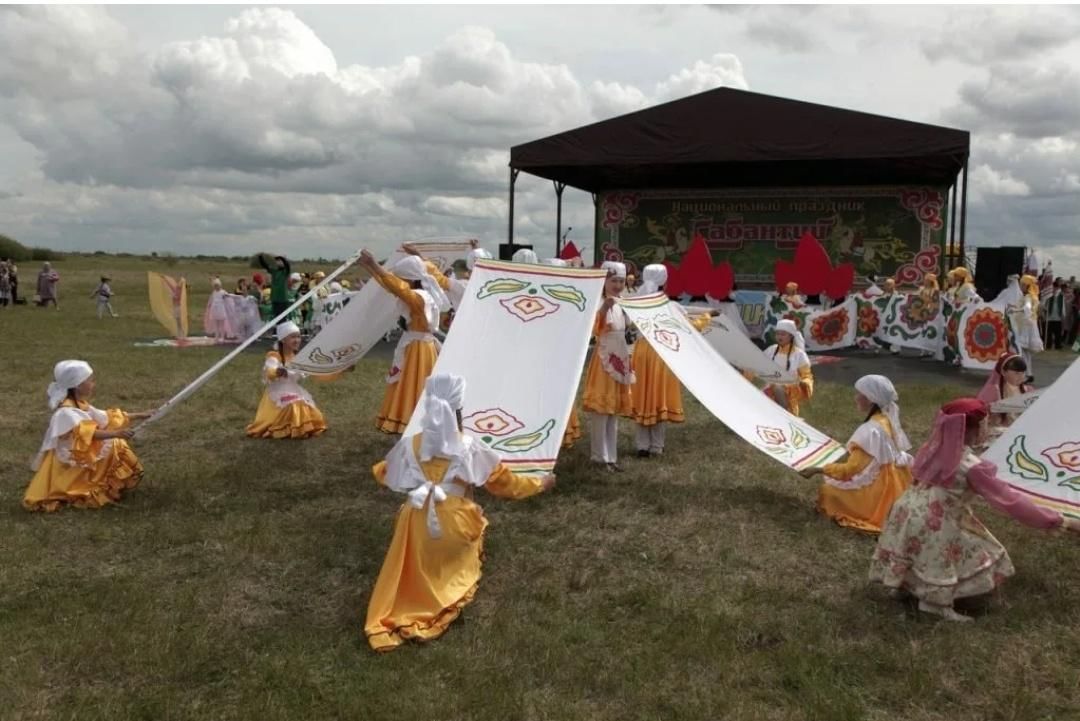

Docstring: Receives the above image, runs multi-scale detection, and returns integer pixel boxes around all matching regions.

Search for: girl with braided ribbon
[24,361,155,512]
[629,264,716,457]
[246,321,334,439]
[803,375,913,533]
[359,249,452,434]
[945,267,981,305]
[1010,274,1044,381]
[583,261,635,471]
[869,398,1080,622]
[365,373,555,651]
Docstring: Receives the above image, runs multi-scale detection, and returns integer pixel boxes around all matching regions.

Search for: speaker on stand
[975,246,1025,300]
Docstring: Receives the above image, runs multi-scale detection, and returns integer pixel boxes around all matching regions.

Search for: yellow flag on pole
[147,272,189,338]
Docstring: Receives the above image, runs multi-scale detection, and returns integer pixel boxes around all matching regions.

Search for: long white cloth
[697,311,796,383]
[289,242,470,375]
[403,259,607,474]
[983,357,1080,518]
[619,292,846,471]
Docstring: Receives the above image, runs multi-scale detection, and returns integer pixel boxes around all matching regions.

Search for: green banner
[595,187,949,285]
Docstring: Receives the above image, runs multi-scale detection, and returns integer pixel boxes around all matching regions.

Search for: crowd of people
[19,244,1080,651]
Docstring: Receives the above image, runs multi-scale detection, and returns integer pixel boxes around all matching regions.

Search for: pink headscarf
[976,352,1031,404]
[911,398,988,488]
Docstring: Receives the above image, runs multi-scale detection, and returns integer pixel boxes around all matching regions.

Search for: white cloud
[968,164,1031,204]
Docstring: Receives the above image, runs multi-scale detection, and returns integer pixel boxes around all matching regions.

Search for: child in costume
[750,318,814,416]
[359,249,451,434]
[918,273,941,357]
[246,322,329,439]
[91,276,118,318]
[945,267,980,305]
[804,375,913,533]
[869,398,1079,622]
[24,361,154,512]
[1010,275,1044,380]
[976,353,1033,432]
[781,282,805,308]
[583,261,635,471]
[629,264,716,457]
[205,278,235,343]
[365,373,555,651]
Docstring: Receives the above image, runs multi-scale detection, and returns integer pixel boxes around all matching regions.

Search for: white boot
[918,600,972,622]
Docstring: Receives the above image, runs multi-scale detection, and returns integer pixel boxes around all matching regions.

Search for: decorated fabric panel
[983,358,1080,518]
[619,292,846,471]
[289,242,471,375]
[765,296,860,352]
[147,272,189,338]
[311,291,360,333]
[403,259,608,474]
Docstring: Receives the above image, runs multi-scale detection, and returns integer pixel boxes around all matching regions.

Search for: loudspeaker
[499,243,533,261]
[975,246,1025,300]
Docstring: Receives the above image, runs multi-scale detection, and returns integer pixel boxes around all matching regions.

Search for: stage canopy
[510,88,970,191]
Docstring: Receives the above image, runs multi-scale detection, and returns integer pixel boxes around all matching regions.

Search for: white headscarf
[854,374,911,451]
[774,319,806,350]
[47,360,93,409]
[329,281,343,293]
[467,248,493,270]
[601,260,627,279]
[391,256,451,312]
[420,373,467,462]
[543,258,568,267]
[640,264,667,294]
[512,248,539,265]
[276,321,300,341]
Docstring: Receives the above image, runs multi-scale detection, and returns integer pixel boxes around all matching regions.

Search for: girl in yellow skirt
[246,321,329,439]
[748,319,814,416]
[630,265,716,457]
[365,373,555,651]
[25,360,154,512]
[583,261,635,471]
[803,374,913,533]
[359,248,451,434]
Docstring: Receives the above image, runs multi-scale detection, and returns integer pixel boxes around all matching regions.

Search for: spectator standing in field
[91,276,118,318]
[8,261,20,304]
[1042,279,1066,350]
[258,254,292,320]
[36,262,60,309]
[0,260,11,308]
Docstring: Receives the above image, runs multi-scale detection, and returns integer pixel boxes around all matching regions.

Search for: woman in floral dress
[869,397,1079,622]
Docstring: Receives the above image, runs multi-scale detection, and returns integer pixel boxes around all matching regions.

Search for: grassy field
[1,255,1078,721]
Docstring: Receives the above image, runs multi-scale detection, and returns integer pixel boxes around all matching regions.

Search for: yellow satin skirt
[582,350,632,416]
[24,443,143,512]
[246,392,327,439]
[365,496,488,651]
[629,340,685,426]
[818,464,913,534]
[376,340,438,434]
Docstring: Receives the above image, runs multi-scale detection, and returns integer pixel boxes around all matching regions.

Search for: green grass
[2,256,1079,721]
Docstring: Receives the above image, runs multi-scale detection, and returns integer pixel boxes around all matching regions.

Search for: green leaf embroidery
[477,278,530,299]
[491,419,556,453]
[541,284,586,311]
[1006,435,1050,482]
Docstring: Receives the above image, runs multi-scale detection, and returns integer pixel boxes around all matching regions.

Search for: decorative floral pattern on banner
[985,357,1080,517]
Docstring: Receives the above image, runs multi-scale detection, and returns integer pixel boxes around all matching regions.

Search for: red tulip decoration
[663,234,735,300]
[774,232,855,299]
[559,241,582,262]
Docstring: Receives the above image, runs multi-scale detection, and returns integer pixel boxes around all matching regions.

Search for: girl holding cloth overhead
[359,249,452,434]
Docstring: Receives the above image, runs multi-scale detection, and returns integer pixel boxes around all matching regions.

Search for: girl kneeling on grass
[246,322,330,439]
[869,397,1080,622]
[804,375,913,534]
[365,373,555,652]
[976,352,1034,436]
[25,361,155,512]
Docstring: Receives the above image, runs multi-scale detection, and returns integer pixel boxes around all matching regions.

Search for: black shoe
[636,449,651,458]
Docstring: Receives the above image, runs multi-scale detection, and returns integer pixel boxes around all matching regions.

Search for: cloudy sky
[1,5,1079,274]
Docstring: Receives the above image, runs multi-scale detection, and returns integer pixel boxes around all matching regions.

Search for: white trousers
[589,413,619,464]
[1021,349,1034,379]
[635,423,667,454]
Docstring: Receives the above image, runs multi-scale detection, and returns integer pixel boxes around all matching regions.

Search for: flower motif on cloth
[856,301,879,336]
[1044,441,1080,474]
[810,307,850,346]
[757,426,787,446]
[962,307,1009,363]
[1002,434,1080,490]
[500,294,560,322]
[463,408,525,437]
[653,328,681,352]
[899,294,939,328]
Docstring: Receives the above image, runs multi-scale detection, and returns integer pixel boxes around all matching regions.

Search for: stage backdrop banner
[403,259,608,474]
[983,358,1080,518]
[290,242,472,375]
[619,292,846,471]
